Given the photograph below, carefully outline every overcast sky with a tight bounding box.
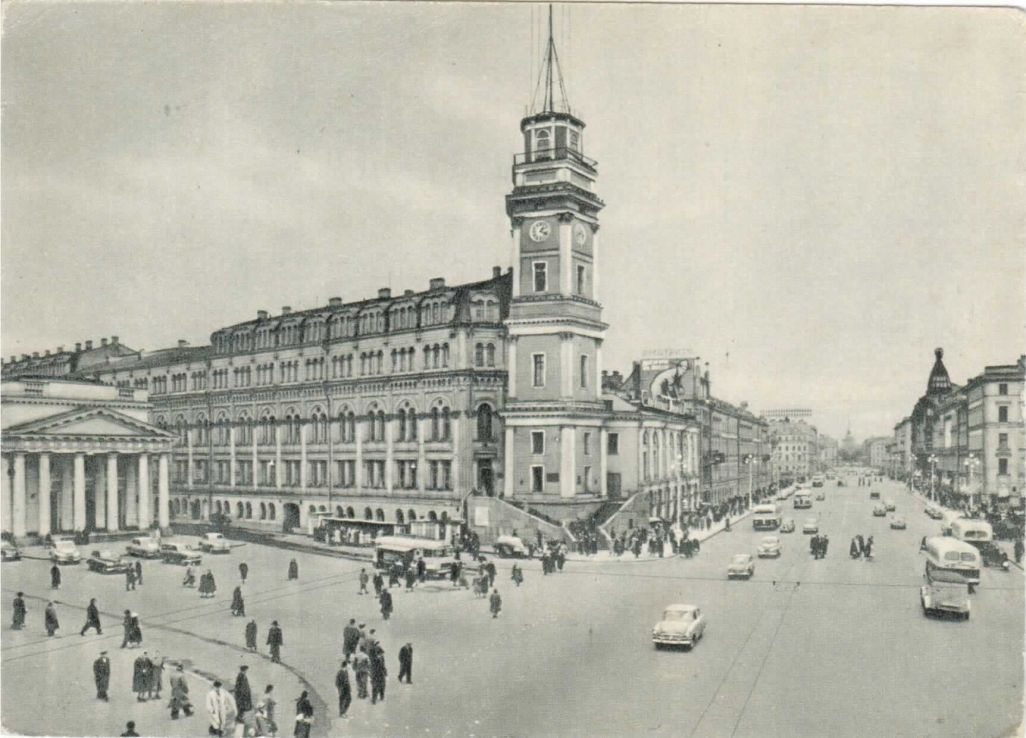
[3,3,1023,440]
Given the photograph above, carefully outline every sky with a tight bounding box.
[3,2,1024,441]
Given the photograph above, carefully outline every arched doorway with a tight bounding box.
[190,499,202,520]
[282,502,301,533]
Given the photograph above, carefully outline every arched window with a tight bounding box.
[396,509,405,524]
[442,408,451,441]
[376,411,386,441]
[442,344,450,367]
[428,510,438,522]
[236,502,244,519]
[477,404,493,442]
[397,408,407,441]
[364,507,373,521]
[441,511,449,523]
[486,343,496,367]
[408,509,417,521]
[431,407,440,441]
[260,502,267,520]
[346,506,355,518]
[407,409,417,440]
[375,508,385,522]
[268,503,276,520]
[475,343,485,367]
[336,505,344,517]
[423,345,431,369]
[245,502,253,519]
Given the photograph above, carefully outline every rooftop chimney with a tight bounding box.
[177,339,189,348]
[429,277,445,290]
[493,266,502,278]
[85,340,93,350]
[111,336,119,346]
[328,297,343,308]
[281,306,292,315]
[257,310,269,320]
[378,288,391,299]
[75,343,82,352]
[101,338,109,347]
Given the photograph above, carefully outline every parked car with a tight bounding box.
[815,491,826,501]
[780,518,796,534]
[160,542,202,566]
[890,516,907,530]
[869,490,880,500]
[802,518,819,534]
[925,506,944,520]
[197,532,232,554]
[872,504,888,517]
[1,542,22,562]
[921,569,971,620]
[126,536,161,559]
[977,541,1011,569]
[652,604,706,649]
[49,538,82,564]
[494,535,531,558]
[884,499,896,512]
[87,549,131,574]
[727,553,755,579]
[757,536,781,558]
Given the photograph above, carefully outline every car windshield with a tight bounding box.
[662,610,691,621]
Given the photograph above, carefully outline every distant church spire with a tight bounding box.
[927,347,952,395]
[530,5,571,115]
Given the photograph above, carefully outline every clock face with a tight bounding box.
[573,223,588,246]
[529,220,551,242]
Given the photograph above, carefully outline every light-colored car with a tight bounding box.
[49,538,82,564]
[884,499,896,512]
[126,536,161,559]
[780,518,796,534]
[494,535,530,558]
[802,518,819,534]
[925,506,944,520]
[815,491,825,501]
[652,604,706,649]
[890,516,906,530]
[160,542,202,566]
[1,542,22,562]
[197,532,231,554]
[872,504,887,517]
[727,553,755,579]
[87,549,131,574]
[757,536,782,558]
[921,569,971,620]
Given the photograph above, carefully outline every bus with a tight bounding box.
[374,535,456,580]
[923,536,981,586]
[752,504,782,531]
[793,492,812,509]
[949,518,993,545]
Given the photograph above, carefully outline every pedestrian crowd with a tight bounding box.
[848,534,874,560]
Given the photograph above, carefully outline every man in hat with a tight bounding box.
[287,558,299,581]
[398,643,413,684]
[121,609,133,648]
[353,651,369,700]
[245,618,258,651]
[11,592,26,630]
[50,563,62,589]
[44,601,60,636]
[342,618,360,660]
[234,664,253,725]
[489,589,502,619]
[267,620,283,663]
[206,680,236,737]
[379,588,393,621]
[169,663,193,719]
[133,651,152,701]
[335,660,352,718]
[358,568,369,595]
[135,560,144,586]
[93,650,111,700]
[81,598,103,636]
[125,566,136,592]
[239,561,249,584]
[369,645,387,704]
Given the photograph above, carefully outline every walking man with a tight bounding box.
[404,567,416,592]
[12,592,26,630]
[81,598,103,636]
[245,619,258,651]
[239,562,249,583]
[125,566,136,592]
[342,618,360,660]
[359,568,369,595]
[335,660,352,718]
[135,560,144,586]
[234,665,253,725]
[379,588,393,621]
[489,588,502,619]
[93,650,111,701]
[267,620,283,663]
[1015,539,1024,565]
[354,651,369,700]
[44,601,60,636]
[287,558,299,581]
[205,680,237,737]
[50,563,61,589]
[398,642,413,684]
[121,610,133,648]
[369,647,387,704]
[169,664,193,719]
[132,651,152,701]
[231,586,245,617]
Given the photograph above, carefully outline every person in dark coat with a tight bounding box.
[231,586,246,617]
[389,562,402,589]
[293,692,313,738]
[373,571,384,596]
[416,557,427,583]
[342,619,360,660]
[93,651,111,700]
[125,567,136,591]
[148,652,165,699]
[335,661,352,717]
[287,559,299,581]
[50,564,61,589]
[485,560,497,587]
[398,643,413,684]
[239,562,249,583]
[359,568,369,595]
[821,535,829,558]
[129,612,143,647]
[169,664,193,719]
[44,601,60,636]
[369,647,387,704]
[489,589,502,619]
[234,665,253,720]
[850,537,861,559]
[12,592,26,630]
[511,563,523,587]
[132,652,152,701]
[80,598,103,636]
[245,619,258,651]
[120,721,140,737]
[267,620,283,663]
[121,610,133,648]
[404,567,416,592]
[135,560,143,585]
[1015,538,1024,564]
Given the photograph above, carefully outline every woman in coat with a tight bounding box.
[44,601,60,636]
[255,685,277,736]
[287,559,299,581]
[293,691,313,738]
[231,586,245,617]
[129,612,143,646]
[168,664,193,719]
[132,653,152,701]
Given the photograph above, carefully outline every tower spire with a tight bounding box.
[531,4,571,115]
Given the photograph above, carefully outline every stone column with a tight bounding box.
[507,337,518,398]
[106,453,119,532]
[385,416,394,494]
[451,414,461,493]
[94,456,107,529]
[592,228,600,301]
[187,429,194,491]
[125,458,138,529]
[275,422,283,490]
[73,453,87,531]
[355,417,364,489]
[11,453,27,538]
[560,334,573,398]
[38,452,51,537]
[417,416,428,494]
[511,219,523,299]
[137,454,151,529]
[299,421,308,489]
[599,429,608,498]
[560,427,576,498]
[158,453,170,529]
[504,427,515,498]
[594,343,603,399]
[229,424,237,487]
[60,457,74,532]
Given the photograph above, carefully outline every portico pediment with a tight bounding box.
[3,406,175,440]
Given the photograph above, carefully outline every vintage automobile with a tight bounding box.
[197,532,232,554]
[493,535,531,558]
[652,604,706,649]
[890,516,907,530]
[49,538,82,564]
[1,542,22,562]
[925,505,944,520]
[126,536,162,559]
[869,490,881,500]
[872,504,888,517]
[884,499,896,512]
[87,549,132,574]
[160,542,203,566]
[779,518,796,534]
[921,569,971,620]
[727,553,755,579]
[976,541,1011,569]
[757,536,782,558]
[815,491,826,501]
[802,517,819,534]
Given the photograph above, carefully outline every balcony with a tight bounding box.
[514,147,597,171]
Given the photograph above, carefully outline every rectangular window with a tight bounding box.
[607,432,619,455]
[998,458,1009,475]
[576,265,586,294]
[999,433,1009,447]
[533,262,547,293]
[583,466,591,491]
[531,431,545,455]
[532,353,546,388]
[998,405,1009,422]
[580,354,589,389]
[531,465,544,493]
[583,432,591,455]
[999,383,1008,395]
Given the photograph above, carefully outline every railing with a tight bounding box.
[514,147,597,170]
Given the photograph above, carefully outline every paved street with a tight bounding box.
[2,475,1022,737]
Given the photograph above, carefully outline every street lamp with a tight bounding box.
[928,454,938,502]
[743,454,754,507]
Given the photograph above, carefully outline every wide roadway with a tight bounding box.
[2,476,1022,738]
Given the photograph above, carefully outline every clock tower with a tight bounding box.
[503,9,609,503]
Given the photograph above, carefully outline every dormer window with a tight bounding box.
[569,131,580,152]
